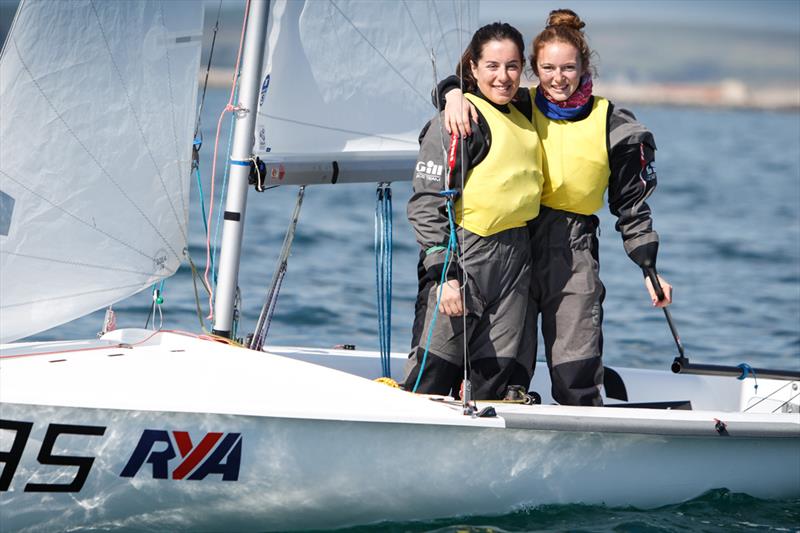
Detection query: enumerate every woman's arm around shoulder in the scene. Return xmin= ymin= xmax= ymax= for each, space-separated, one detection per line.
xmin=432 ymin=76 xmax=529 ymax=136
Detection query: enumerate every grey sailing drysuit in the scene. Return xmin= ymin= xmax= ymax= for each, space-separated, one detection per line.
xmin=526 ymin=104 xmax=660 ymax=406
xmin=404 ymin=93 xmax=539 ymax=400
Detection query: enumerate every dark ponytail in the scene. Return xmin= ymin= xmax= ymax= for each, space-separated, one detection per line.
xmin=456 ymin=22 xmax=525 ymax=91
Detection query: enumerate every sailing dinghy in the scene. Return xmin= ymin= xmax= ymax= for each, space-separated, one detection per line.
xmin=1 ymin=1 xmax=798 ymax=531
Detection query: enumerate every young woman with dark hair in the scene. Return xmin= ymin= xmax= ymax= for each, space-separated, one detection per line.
xmin=404 ymin=22 xmax=544 ymax=400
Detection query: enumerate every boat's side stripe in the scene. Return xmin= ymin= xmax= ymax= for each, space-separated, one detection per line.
xmin=501 ymin=412 xmax=800 ymax=438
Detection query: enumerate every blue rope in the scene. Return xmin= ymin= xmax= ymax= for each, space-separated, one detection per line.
xmin=193 ymin=147 xmax=209 ymax=232
xmin=375 ymin=184 xmax=393 ymax=377
xmin=737 ymin=363 xmax=758 ymax=393
xmin=384 ymin=186 xmax=394 ymax=377
xmin=374 ymin=188 xmax=384 ymax=374
xmin=413 ymin=190 xmax=459 ymax=393
xmin=192 ymin=148 xmax=215 ymax=276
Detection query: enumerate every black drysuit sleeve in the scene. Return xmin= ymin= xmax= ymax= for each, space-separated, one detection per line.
xmin=606 ymin=104 xmax=660 ymax=273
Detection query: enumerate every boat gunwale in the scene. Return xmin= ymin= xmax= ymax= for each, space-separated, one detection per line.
xmin=2 ymin=398 xmax=797 ymax=439
xmin=499 ymin=410 xmax=800 ymax=438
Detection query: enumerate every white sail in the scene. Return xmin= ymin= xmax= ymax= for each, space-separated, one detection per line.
xmin=254 ymin=0 xmax=478 ymax=186
xmin=0 ymin=0 xmax=204 ymax=343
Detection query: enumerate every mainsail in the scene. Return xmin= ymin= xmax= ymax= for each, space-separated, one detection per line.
xmin=0 ymin=0 xmax=204 ymax=342
xmin=253 ymin=0 xmax=478 ymax=186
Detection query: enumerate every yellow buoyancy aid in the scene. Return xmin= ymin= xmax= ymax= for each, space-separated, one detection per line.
xmin=455 ymin=94 xmax=543 ymax=237
xmin=532 ymin=94 xmax=610 ymax=215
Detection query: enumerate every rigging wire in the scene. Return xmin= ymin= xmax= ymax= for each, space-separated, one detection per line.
xmin=411 ymin=47 xmax=451 ymax=392
xmin=193 ymin=0 xmax=223 ymax=141
xmin=409 ymin=1 xmax=472 ymax=408
xmin=744 ymin=380 xmax=798 ymax=413
xmin=428 ymin=0 xmax=455 ymax=70
xmin=249 ymin=186 xmax=307 ymax=351
xmin=412 ymin=39 xmax=471 ymax=400
xmin=412 ymin=195 xmax=458 ymax=393
xmin=175 ymin=0 xmax=223 ymax=330
xmin=232 ymin=286 xmax=241 ymax=340
xmin=203 ymin=0 xmax=252 ymax=320
xmin=771 ymin=391 xmax=800 ymax=414
xmin=400 ymin=0 xmax=432 ymax=58
xmin=187 ymin=251 xmax=212 ymax=331
xmin=455 ymin=0 xmax=472 ymax=414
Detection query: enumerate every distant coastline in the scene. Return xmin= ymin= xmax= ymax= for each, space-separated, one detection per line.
xmin=593 ymin=80 xmax=800 ymax=112
xmin=203 ymin=69 xmax=799 ymax=112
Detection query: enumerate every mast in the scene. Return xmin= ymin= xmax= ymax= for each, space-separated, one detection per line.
xmin=212 ymin=0 xmax=270 ymax=337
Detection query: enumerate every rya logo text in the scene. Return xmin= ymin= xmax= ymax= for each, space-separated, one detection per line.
xmin=120 ymin=430 xmax=242 ymax=481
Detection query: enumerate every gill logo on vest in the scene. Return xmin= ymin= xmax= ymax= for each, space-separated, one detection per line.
xmin=415 ymin=160 xmax=443 ymax=182
xmin=120 ymin=430 xmax=242 ymax=481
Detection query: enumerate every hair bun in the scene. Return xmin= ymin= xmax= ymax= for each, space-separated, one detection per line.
xmin=546 ymin=9 xmax=585 ymax=31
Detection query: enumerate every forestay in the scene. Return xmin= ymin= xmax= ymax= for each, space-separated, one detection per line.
xmin=0 ymin=0 xmax=203 ymax=343
xmin=254 ymin=0 xmax=478 ymax=186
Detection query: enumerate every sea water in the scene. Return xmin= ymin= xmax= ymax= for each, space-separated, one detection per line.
xmin=32 ymin=91 xmax=800 ymax=531
xmin=38 ymin=95 xmax=800 ymax=371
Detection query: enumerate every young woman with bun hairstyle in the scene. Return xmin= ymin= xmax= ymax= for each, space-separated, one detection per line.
xmin=403 ymin=22 xmax=544 ymax=400
xmin=435 ymin=9 xmax=673 ymax=406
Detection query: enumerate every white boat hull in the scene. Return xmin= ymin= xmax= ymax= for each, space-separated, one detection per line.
xmin=1 ymin=330 xmax=798 ymax=531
